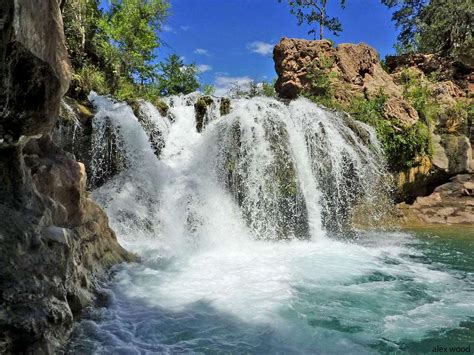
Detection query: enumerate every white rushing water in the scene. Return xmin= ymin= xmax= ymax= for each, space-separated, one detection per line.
xmin=66 ymin=93 xmax=474 ymax=354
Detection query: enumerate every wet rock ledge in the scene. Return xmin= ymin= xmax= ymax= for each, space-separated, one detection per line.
xmin=0 ymin=0 xmax=134 ymax=353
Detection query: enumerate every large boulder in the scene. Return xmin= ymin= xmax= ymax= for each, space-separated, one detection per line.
xmin=0 ymin=1 xmax=133 ymax=353
xmin=273 ymin=38 xmax=419 ymax=126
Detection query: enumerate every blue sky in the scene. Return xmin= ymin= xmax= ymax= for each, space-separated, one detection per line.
xmin=103 ymin=0 xmax=400 ymax=94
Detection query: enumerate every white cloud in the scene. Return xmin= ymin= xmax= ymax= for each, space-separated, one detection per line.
xmin=180 ymin=25 xmax=191 ymax=31
xmin=247 ymin=41 xmax=274 ymax=56
xmin=197 ymin=64 xmax=212 ymax=73
xmin=214 ymin=75 xmax=254 ymax=96
xmin=194 ymin=48 xmax=210 ymax=56
xmin=163 ymin=25 xmax=176 ymax=33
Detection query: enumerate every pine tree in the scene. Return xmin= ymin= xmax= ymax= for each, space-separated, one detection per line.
xmin=279 ymin=0 xmax=346 ymax=39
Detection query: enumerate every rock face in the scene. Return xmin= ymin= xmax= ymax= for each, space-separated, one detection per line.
xmin=398 ymin=174 xmax=474 ymax=225
xmin=273 ymin=38 xmax=419 ymax=126
xmin=385 ymin=53 xmax=474 ymax=94
xmin=389 ymin=62 xmax=473 ymax=205
xmin=0 ymin=1 xmax=133 ymax=353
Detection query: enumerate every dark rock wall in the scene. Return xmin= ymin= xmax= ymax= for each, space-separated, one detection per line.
xmin=0 ymin=1 xmax=133 ymax=353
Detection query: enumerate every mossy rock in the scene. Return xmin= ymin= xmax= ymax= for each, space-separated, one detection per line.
xmin=220 ymin=98 xmax=231 ymax=116
xmin=154 ymin=99 xmax=169 ymax=117
xmin=75 ymin=102 xmax=94 ymax=124
xmin=127 ymin=99 xmax=141 ymax=119
xmin=194 ymin=96 xmax=214 ymax=132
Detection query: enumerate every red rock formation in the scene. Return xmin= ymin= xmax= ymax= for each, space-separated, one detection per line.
xmin=273 ymin=38 xmax=418 ymax=126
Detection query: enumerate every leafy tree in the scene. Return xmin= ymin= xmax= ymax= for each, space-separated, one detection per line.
xmin=202 ymin=84 xmax=216 ymax=96
xmin=382 ymin=0 xmax=473 ymax=62
xmin=417 ymin=0 xmax=473 ymax=63
xmin=100 ymin=0 xmax=169 ymax=84
xmin=381 ymin=0 xmax=426 ymax=54
xmin=62 ymin=0 xmax=102 ymax=68
xmin=279 ymin=0 xmax=346 ymax=39
xmin=157 ymin=54 xmax=200 ymax=96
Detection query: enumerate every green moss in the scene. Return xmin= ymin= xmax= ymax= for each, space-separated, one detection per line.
xmin=154 ymin=99 xmax=169 ymax=116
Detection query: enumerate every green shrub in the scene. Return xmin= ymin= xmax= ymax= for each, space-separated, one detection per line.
xmin=397 ymin=68 xmax=440 ymax=125
xmin=262 ymin=80 xmax=277 ymax=98
xmin=116 ymin=77 xmax=140 ymax=101
xmin=72 ymin=64 xmax=108 ymax=97
xmin=436 ymin=99 xmax=473 ymax=134
xmin=202 ymin=84 xmax=216 ymax=96
xmin=303 ymin=56 xmax=338 ymax=106
xmin=348 ymin=90 xmax=432 ymax=170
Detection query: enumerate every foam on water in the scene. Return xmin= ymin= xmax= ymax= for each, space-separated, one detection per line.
xmin=66 ymin=94 xmax=474 ymax=354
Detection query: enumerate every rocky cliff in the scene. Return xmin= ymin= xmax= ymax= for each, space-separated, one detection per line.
xmin=0 ymin=1 xmax=133 ymax=353
xmin=274 ymin=38 xmax=419 ymax=126
xmin=274 ymin=38 xmax=473 ymax=226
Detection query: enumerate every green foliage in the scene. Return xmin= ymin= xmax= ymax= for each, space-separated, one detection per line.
xmin=71 ymin=63 xmax=108 ymax=98
xmin=380 ymin=57 xmax=390 ymax=73
xmin=262 ymin=79 xmax=277 ymax=97
xmin=278 ymin=0 xmax=346 ymax=39
xmin=397 ymin=68 xmax=440 ymax=125
xmin=63 ymin=0 xmax=205 ymax=101
xmin=381 ymin=0 xmax=426 ymax=54
xmin=382 ymin=0 xmax=474 ymax=62
xmin=436 ymin=99 xmax=473 ymax=134
xmin=302 ymin=57 xmax=340 ymax=108
xmin=348 ymin=90 xmax=432 ymax=170
xmin=153 ymin=99 xmax=169 ymax=116
xmin=100 ymin=0 xmax=169 ymax=83
xmin=417 ymin=0 xmax=474 ymax=63
xmin=202 ymin=84 xmax=216 ymax=96
xmin=115 ymin=77 xmax=140 ymax=101
xmin=227 ymin=80 xmax=276 ymax=98
xmin=156 ymin=54 xmax=200 ymax=96
xmin=349 ymin=90 xmax=388 ymax=126
xmin=62 ymin=0 xmax=102 ymax=68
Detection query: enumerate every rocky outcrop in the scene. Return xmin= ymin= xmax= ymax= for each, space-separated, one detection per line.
xmin=273 ymin=38 xmax=419 ymax=126
xmin=390 ymin=63 xmax=473 ymax=205
xmin=385 ymin=53 xmax=474 ymax=94
xmin=397 ymin=174 xmax=474 ymax=225
xmin=0 ymin=1 xmax=133 ymax=353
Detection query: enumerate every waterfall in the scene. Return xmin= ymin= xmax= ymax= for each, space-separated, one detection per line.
xmin=86 ymin=92 xmax=390 ymax=245
xmin=66 ymin=93 xmax=474 ymax=354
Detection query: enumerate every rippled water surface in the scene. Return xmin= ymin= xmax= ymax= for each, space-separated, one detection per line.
xmin=66 ymin=230 xmax=474 ymax=354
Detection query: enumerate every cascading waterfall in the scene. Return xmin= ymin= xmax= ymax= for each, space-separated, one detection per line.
xmin=87 ymin=93 xmax=389 ymax=243
xmin=65 ymin=93 xmax=474 ymax=354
